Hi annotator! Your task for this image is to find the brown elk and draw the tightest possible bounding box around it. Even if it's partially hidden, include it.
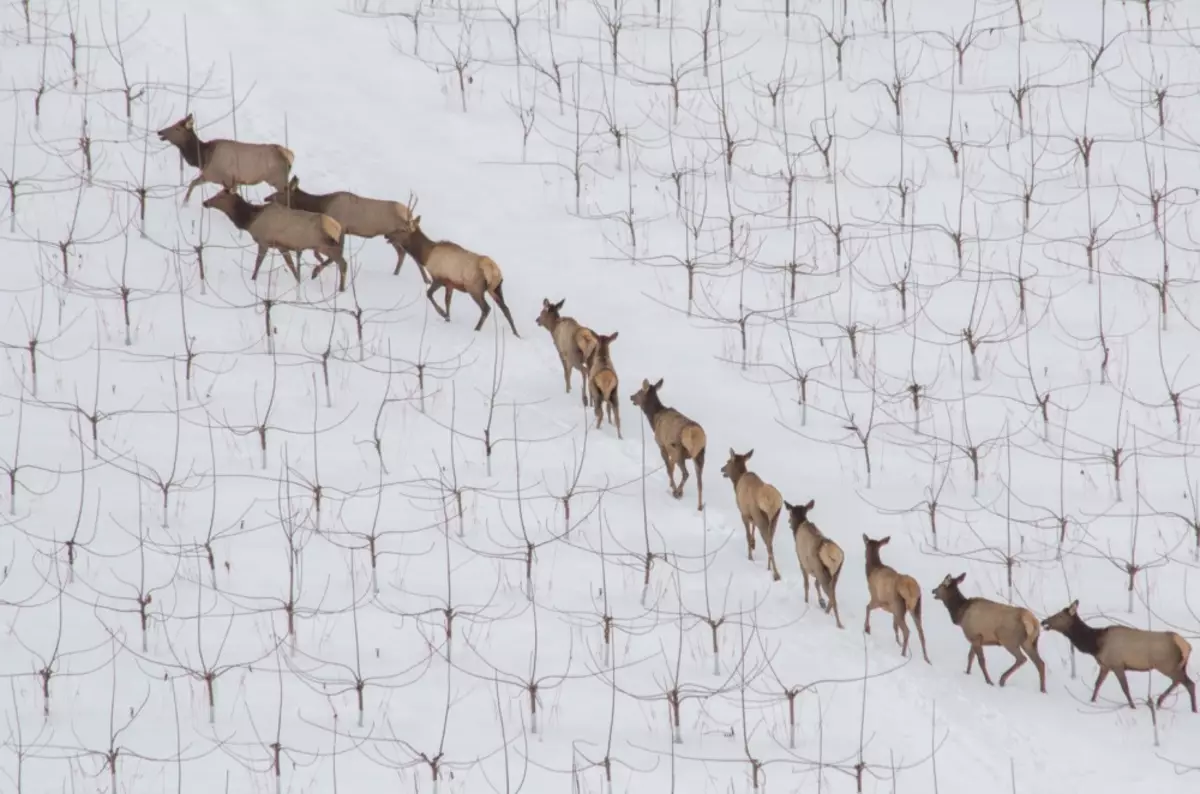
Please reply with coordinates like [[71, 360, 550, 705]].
[[785, 500, 844, 627], [586, 333, 622, 437], [201, 189, 350, 291], [629, 378, 706, 511], [1041, 600, 1196, 712], [932, 573, 1046, 693], [393, 202, 519, 336], [536, 299, 598, 406], [720, 449, 782, 581], [862, 534, 929, 663], [264, 177, 427, 283], [157, 114, 294, 205]]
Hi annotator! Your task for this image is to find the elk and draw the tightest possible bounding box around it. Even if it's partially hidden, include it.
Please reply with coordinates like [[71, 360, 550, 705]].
[[720, 449, 782, 581], [264, 176, 427, 283], [1041, 600, 1196, 712], [157, 113, 294, 205], [586, 333, 622, 437], [629, 378, 706, 511], [201, 188, 350, 292], [785, 500, 844, 628], [932, 573, 1046, 693], [862, 534, 929, 663], [536, 298, 598, 406], [393, 202, 519, 336]]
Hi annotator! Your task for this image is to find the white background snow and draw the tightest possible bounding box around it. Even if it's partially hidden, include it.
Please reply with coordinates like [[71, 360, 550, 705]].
[[2, 0, 1200, 792]]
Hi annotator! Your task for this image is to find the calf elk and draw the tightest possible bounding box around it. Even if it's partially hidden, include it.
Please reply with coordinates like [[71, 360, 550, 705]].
[[720, 449, 782, 581], [587, 333, 622, 437], [264, 177, 427, 283], [158, 114, 294, 205], [932, 573, 1046, 693], [394, 203, 519, 336], [785, 500, 844, 627], [202, 189, 350, 291], [862, 534, 929, 662], [536, 298, 598, 405], [1041, 600, 1196, 712], [630, 378, 706, 511]]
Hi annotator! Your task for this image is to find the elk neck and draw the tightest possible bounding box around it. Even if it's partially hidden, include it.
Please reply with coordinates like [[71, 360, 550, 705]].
[[864, 545, 884, 573], [172, 127, 210, 169], [403, 226, 437, 266], [637, 388, 667, 423], [1061, 613, 1104, 657], [226, 195, 265, 230], [939, 587, 971, 625]]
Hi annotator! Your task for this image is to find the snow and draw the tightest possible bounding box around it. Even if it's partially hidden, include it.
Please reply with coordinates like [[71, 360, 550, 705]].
[[2, 0, 1199, 791]]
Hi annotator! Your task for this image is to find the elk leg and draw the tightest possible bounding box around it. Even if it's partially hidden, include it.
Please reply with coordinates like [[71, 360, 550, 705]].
[[762, 518, 781, 582], [659, 447, 678, 496], [444, 286, 456, 318], [913, 610, 931, 664], [426, 281, 450, 319], [740, 514, 754, 561], [997, 643, 1027, 687], [1026, 639, 1047, 693], [1157, 678, 1181, 707], [824, 576, 843, 628], [251, 244, 270, 281], [693, 447, 705, 512], [675, 449, 691, 499], [893, 609, 911, 657], [559, 354, 573, 394], [470, 291, 491, 332], [1111, 669, 1136, 709], [610, 397, 622, 439], [1091, 667, 1111, 702], [182, 175, 206, 205], [590, 381, 604, 429], [578, 366, 591, 406], [973, 643, 995, 685], [863, 600, 878, 635], [334, 254, 349, 292], [490, 282, 520, 338], [800, 568, 811, 604], [280, 250, 301, 283]]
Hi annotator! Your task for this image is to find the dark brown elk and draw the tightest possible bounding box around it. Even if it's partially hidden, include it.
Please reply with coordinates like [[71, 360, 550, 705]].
[[862, 534, 929, 662], [393, 202, 519, 336], [202, 189, 350, 291], [932, 573, 1046, 693], [629, 378, 706, 511], [720, 449, 782, 581], [1041, 600, 1195, 712], [264, 177, 426, 283], [157, 114, 293, 205]]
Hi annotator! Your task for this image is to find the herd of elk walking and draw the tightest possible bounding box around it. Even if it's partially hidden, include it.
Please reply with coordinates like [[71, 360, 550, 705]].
[[157, 113, 1197, 715]]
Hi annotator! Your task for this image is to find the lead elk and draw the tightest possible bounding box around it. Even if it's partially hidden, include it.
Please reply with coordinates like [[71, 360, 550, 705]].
[[586, 333, 622, 436], [536, 298, 598, 406], [393, 201, 519, 336], [630, 378, 706, 511], [1041, 600, 1196, 712], [264, 177, 427, 283], [157, 113, 294, 205], [862, 534, 929, 663], [720, 449, 782, 581], [201, 188, 350, 292], [932, 573, 1046, 693], [784, 499, 844, 627]]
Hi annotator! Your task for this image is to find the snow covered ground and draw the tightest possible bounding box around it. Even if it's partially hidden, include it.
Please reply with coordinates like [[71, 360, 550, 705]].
[[3, 0, 1200, 791]]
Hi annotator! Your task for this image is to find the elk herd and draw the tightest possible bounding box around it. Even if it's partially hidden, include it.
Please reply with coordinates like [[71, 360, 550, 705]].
[[157, 114, 1197, 715]]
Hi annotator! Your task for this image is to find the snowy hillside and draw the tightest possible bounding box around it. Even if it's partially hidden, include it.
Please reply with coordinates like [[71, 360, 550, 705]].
[[3, 0, 1200, 792]]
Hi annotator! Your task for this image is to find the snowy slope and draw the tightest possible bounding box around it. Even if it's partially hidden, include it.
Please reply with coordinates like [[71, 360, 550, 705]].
[[2, 0, 1200, 792]]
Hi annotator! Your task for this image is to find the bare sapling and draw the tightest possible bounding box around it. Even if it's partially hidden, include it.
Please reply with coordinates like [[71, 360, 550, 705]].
[[535, 298, 598, 406], [586, 332, 622, 437], [156, 113, 294, 204], [720, 449, 783, 581], [630, 378, 707, 511], [931, 573, 1046, 692], [201, 188, 352, 292], [392, 203, 520, 336], [98, 0, 145, 132], [863, 535, 930, 662], [430, 23, 476, 113], [1042, 601, 1195, 712], [264, 178, 427, 283], [785, 500, 844, 627]]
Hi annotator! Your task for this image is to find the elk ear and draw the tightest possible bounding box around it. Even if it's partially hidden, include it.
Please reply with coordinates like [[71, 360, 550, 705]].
[[783, 501, 793, 511], [953, 573, 967, 585], [862, 533, 870, 544], [413, 215, 422, 226], [542, 298, 551, 308], [804, 499, 814, 511], [289, 176, 299, 189], [608, 331, 619, 342], [653, 378, 664, 390], [184, 113, 195, 128], [744, 449, 754, 460], [554, 299, 565, 310], [880, 536, 891, 546], [1069, 599, 1080, 614], [728, 447, 736, 458]]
